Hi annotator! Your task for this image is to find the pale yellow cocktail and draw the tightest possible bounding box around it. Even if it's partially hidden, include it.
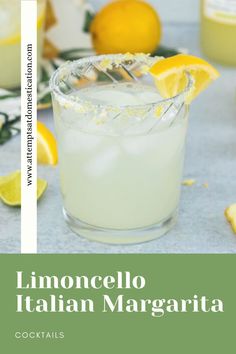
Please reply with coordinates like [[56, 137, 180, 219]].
[[0, 0, 46, 89]]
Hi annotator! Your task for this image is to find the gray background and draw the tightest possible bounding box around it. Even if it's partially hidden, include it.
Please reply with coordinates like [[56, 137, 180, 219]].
[[0, 0, 236, 253], [90, 0, 199, 23]]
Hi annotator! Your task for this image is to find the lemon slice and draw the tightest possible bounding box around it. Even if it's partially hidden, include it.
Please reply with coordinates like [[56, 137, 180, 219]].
[[149, 54, 219, 103], [37, 121, 58, 165], [0, 171, 47, 206]]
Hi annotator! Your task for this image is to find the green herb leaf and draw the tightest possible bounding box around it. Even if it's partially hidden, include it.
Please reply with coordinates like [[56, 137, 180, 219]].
[[83, 10, 95, 33], [39, 92, 52, 105], [59, 48, 93, 61], [152, 45, 180, 58], [0, 126, 12, 145], [0, 94, 18, 100], [40, 67, 51, 83]]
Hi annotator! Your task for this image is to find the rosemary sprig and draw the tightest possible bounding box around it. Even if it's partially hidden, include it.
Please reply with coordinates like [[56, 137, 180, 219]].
[[0, 113, 20, 145]]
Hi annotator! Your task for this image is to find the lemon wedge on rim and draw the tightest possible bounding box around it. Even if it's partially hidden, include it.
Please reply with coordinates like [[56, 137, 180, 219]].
[[0, 170, 47, 207], [37, 121, 58, 165], [149, 54, 219, 103]]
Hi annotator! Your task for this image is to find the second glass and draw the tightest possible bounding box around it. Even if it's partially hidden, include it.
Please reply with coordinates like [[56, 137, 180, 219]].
[[50, 54, 192, 244], [0, 0, 46, 89]]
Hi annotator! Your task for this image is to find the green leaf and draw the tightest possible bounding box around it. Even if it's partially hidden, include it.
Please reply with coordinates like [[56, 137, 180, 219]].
[[40, 67, 50, 83], [50, 60, 59, 70], [10, 88, 21, 95], [0, 113, 20, 145], [38, 92, 52, 105], [58, 48, 93, 61], [0, 94, 19, 100], [83, 10, 95, 33], [8, 115, 20, 126], [0, 112, 9, 124], [0, 126, 12, 145], [152, 45, 180, 58]]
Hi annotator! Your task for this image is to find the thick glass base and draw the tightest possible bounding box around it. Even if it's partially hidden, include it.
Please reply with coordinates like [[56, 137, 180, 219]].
[[63, 209, 177, 245]]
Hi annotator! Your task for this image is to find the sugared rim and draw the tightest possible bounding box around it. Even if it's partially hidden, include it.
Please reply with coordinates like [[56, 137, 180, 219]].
[[49, 53, 194, 110]]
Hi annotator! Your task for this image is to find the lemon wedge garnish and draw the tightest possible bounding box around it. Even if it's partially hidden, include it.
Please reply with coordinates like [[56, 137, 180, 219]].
[[0, 170, 47, 207], [149, 54, 219, 103], [37, 121, 58, 165]]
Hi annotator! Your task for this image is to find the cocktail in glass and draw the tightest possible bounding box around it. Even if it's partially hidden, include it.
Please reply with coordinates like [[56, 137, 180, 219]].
[[50, 54, 192, 244], [0, 0, 46, 89]]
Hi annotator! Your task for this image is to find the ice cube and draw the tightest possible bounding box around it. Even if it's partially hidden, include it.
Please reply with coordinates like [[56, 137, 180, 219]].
[[135, 90, 161, 105], [121, 134, 158, 156], [85, 147, 120, 178], [0, 2, 20, 39], [62, 129, 103, 153]]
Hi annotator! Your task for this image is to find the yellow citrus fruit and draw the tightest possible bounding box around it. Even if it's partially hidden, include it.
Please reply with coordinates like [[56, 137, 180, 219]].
[[149, 54, 219, 103], [225, 204, 236, 234], [0, 170, 20, 186], [90, 0, 162, 54], [37, 121, 58, 165], [0, 170, 47, 207]]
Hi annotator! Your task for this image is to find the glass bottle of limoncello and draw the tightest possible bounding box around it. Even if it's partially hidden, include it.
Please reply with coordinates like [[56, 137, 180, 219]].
[[200, 0, 236, 66]]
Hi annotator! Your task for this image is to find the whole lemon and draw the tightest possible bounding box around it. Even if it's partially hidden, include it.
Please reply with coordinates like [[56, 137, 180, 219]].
[[90, 0, 162, 54]]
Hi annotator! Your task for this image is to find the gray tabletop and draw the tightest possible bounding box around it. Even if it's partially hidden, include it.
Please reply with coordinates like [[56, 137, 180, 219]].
[[1, 23, 236, 253]]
